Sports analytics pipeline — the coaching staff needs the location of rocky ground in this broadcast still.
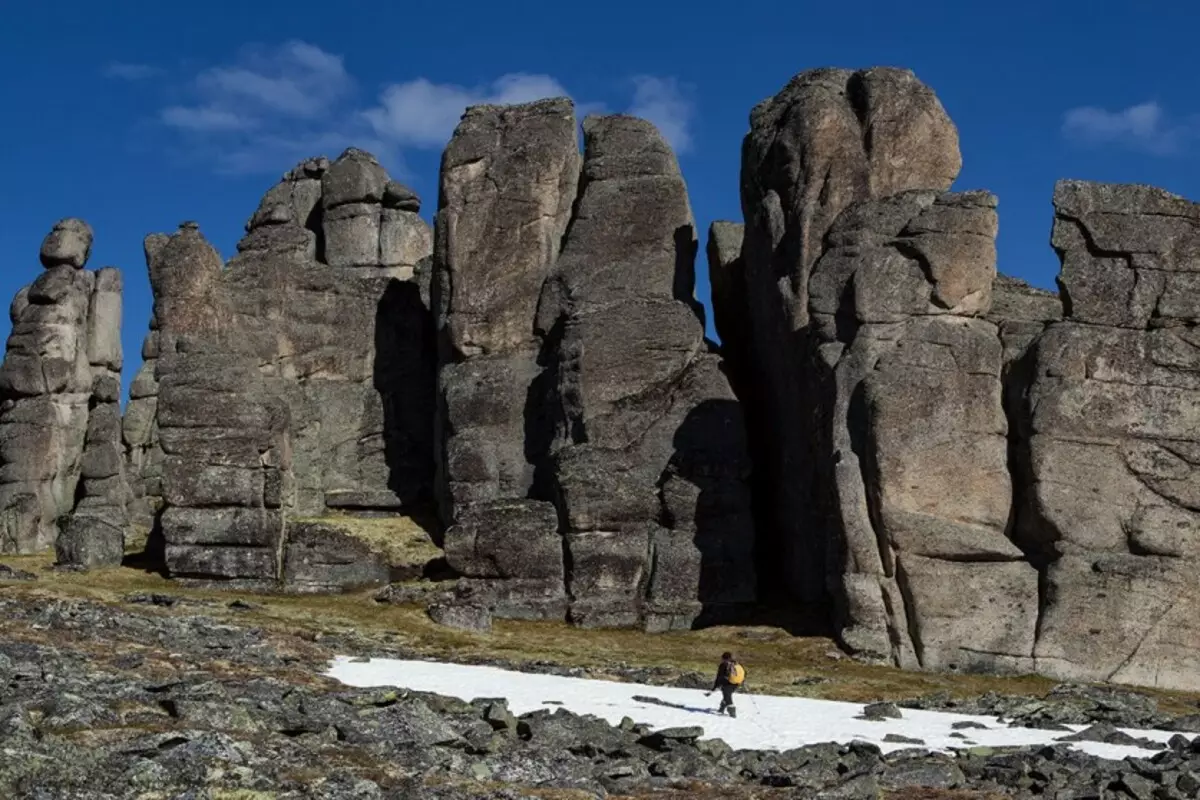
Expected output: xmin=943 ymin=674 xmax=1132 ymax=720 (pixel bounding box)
xmin=2 ymin=561 xmax=1200 ymax=799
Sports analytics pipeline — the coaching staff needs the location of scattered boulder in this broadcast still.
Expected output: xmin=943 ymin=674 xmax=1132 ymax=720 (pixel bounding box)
xmin=0 ymin=564 xmax=36 ymax=581
xmin=428 ymin=602 xmax=492 ymax=632
xmin=1058 ymin=722 xmax=1161 ymax=750
xmin=860 ymin=702 xmax=903 ymax=721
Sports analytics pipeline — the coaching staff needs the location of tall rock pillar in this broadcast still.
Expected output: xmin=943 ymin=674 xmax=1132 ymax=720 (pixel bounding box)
xmin=434 ymin=99 xmax=579 ymax=619
xmin=0 ymin=219 xmax=129 ymax=561
xmin=737 ymin=68 xmax=962 ymax=604
xmin=536 ymin=116 xmax=756 ymax=629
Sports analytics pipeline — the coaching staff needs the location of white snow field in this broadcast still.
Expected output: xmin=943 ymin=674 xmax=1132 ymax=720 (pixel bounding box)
xmin=327 ymin=656 xmax=1191 ymax=761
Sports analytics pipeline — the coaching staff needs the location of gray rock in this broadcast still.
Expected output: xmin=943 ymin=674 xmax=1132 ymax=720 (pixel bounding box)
xmin=0 ymin=222 xmax=130 ymax=559
xmin=483 ymin=702 xmax=518 ymax=731
xmin=0 ymin=563 xmax=36 ymax=580
xmin=142 ymin=150 xmax=436 ymax=585
xmin=59 ymin=270 xmax=130 ymax=567
xmin=443 ymin=499 xmax=562 ymax=582
xmin=808 ymin=191 xmax=1036 ymax=672
xmin=428 ymin=603 xmax=492 ymax=632
xmin=737 ymin=67 xmax=962 ymax=604
xmin=1021 ymin=180 xmax=1200 ymax=692
xmin=860 ymin=702 xmax=902 ymax=721
xmin=280 ymin=521 xmax=391 ymax=593
xmin=39 ymin=218 xmax=93 ymax=269
xmin=433 ymin=98 xmax=579 ymax=532
xmin=882 ymin=733 xmax=926 ymax=745
xmin=537 ymin=114 xmax=756 ymax=629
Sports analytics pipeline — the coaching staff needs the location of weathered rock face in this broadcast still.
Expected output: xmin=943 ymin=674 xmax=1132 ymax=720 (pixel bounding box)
xmin=433 ymin=99 xmax=580 ymax=618
xmin=0 ymin=220 xmax=129 ymax=562
xmin=435 ymin=102 xmax=756 ymax=628
xmin=433 ymin=99 xmax=579 ymax=523
xmin=18 ymin=68 xmax=1196 ymax=692
xmin=146 ymin=151 xmax=436 ymax=584
xmin=122 ymin=315 xmax=163 ymax=534
xmin=58 ymin=267 xmax=130 ymax=566
xmin=806 ymin=190 xmax=1038 ymax=671
xmin=737 ymin=67 xmax=962 ymax=601
xmin=1022 ymin=181 xmax=1200 ymax=691
xmin=728 ymin=66 xmax=1200 ymax=690
xmin=537 ymin=116 xmax=755 ymax=629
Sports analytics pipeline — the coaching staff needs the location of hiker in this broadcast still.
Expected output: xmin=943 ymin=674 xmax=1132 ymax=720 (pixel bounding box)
xmin=705 ymin=651 xmax=745 ymax=717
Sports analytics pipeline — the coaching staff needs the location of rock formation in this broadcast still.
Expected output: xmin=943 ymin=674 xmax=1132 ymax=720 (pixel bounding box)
xmin=806 ymin=189 xmax=1038 ymax=671
xmin=433 ymin=99 xmax=579 ymax=620
xmin=537 ymin=115 xmax=754 ymax=629
xmin=722 ymin=67 xmax=1199 ymax=690
xmin=727 ymin=67 xmax=1061 ymax=673
xmin=736 ymin=67 xmax=963 ymax=603
xmin=143 ymin=151 xmax=436 ymax=587
xmin=9 ymin=65 xmax=1200 ymax=692
xmin=436 ymin=101 xmax=756 ymax=629
xmin=1022 ymin=181 xmax=1200 ymax=689
xmin=0 ymin=219 xmax=129 ymax=563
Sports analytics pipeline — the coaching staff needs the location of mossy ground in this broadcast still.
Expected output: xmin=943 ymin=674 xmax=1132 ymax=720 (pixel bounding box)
xmin=3 ymin=536 xmax=1198 ymax=716
xmin=290 ymin=510 xmax=443 ymax=570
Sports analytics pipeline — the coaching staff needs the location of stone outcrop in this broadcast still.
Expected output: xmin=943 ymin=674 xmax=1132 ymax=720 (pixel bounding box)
xmin=806 ymin=189 xmax=1038 ymax=671
xmin=1022 ymin=181 xmax=1200 ymax=690
xmin=723 ymin=66 xmax=1200 ymax=691
xmin=737 ymin=67 xmax=963 ymax=602
xmin=11 ymin=66 xmax=1200 ymax=692
xmin=433 ymin=98 xmax=580 ymax=619
xmin=146 ymin=150 xmax=436 ymax=585
xmin=0 ymin=220 xmax=129 ymax=563
xmin=537 ymin=116 xmax=754 ymax=629
xmin=122 ymin=315 xmax=163 ymax=535
xmin=57 ymin=267 xmax=130 ymax=566
xmin=436 ymin=101 xmax=756 ymax=629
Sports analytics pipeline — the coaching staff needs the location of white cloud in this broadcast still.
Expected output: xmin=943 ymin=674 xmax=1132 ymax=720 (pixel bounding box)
xmin=150 ymin=40 xmax=696 ymax=175
xmin=156 ymin=41 xmax=366 ymax=174
xmin=1062 ymin=101 xmax=1190 ymax=155
xmin=363 ymin=73 xmax=571 ymax=147
xmin=626 ymin=76 xmax=694 ymax=154
xmin=160 ymin=106 xmax=254 ymax=132
xmin=165 ymin=40 xmax=352 ymax=131
xmin=104 ymin=62 xmax=162 ymax=81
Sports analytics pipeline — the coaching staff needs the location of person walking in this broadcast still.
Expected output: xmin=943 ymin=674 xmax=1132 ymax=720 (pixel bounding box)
xmin=706 ymin=651 xmax=745 ymax=717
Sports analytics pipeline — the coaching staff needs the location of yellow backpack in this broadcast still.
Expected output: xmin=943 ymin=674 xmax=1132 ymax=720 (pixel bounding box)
xmin=728 ymin=662 xmax=745 ymax=685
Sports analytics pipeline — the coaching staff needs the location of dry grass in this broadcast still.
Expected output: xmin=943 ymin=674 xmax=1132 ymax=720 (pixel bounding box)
xmin=3 ymin=547 xmax=1199 ymax=715
xmin=290 ymin=510 xmax=442 ymax=568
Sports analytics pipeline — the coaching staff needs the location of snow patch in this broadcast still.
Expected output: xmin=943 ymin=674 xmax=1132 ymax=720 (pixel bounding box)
xmin=326 ymin=656 xmax=1188 ymax=760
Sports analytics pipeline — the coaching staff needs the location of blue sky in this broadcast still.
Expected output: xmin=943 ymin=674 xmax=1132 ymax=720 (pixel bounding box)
xmin=3 ymin=1 xmax=1199 ymax=399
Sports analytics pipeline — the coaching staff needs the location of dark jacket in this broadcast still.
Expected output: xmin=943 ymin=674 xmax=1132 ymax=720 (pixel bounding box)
xmin=712 ymin=661 xmax=736 ymax=691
